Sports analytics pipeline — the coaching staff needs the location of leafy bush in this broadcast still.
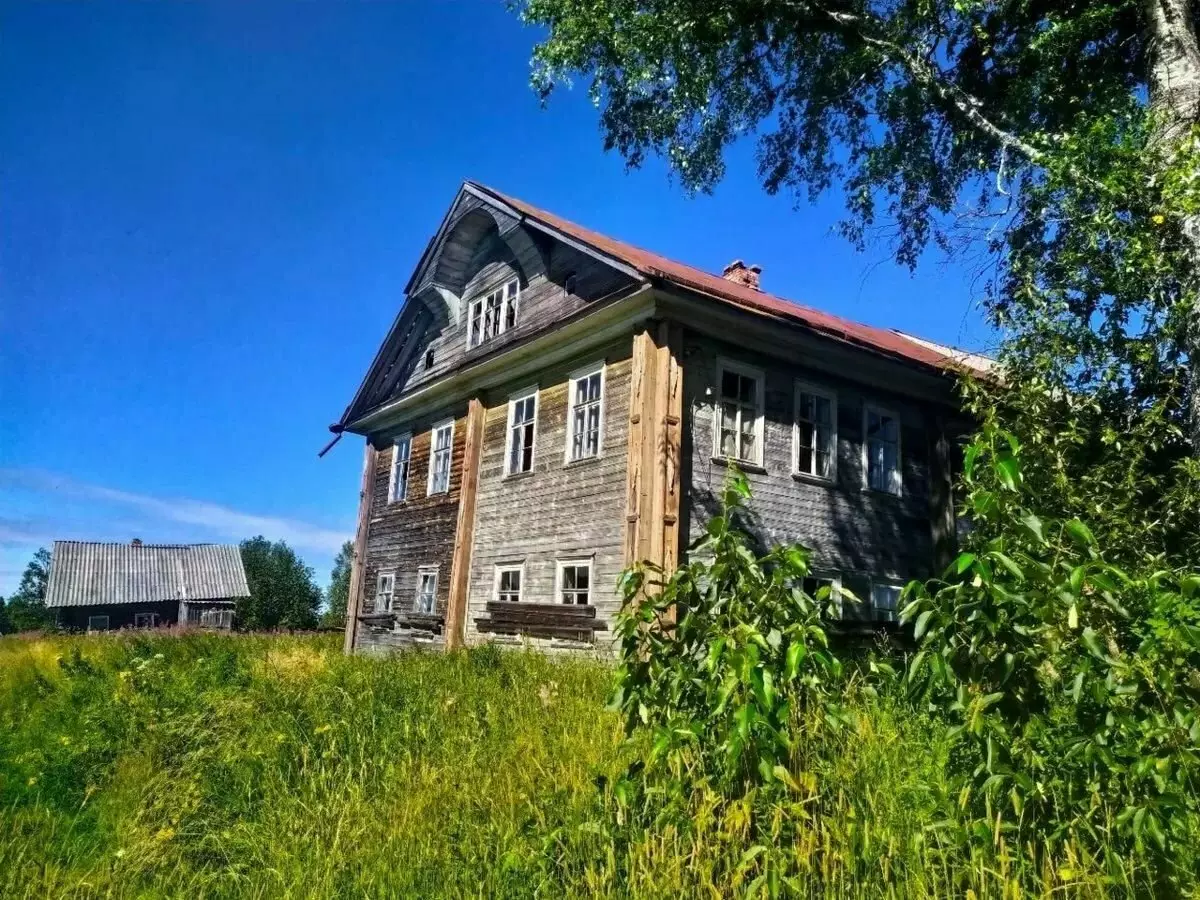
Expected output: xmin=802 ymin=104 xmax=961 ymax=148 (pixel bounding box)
xmin=903 ymin=424 xmax=1200 ymax=887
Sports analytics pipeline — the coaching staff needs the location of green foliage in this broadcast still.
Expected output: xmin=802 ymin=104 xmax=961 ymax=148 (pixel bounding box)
xmin=613 ymin=467 xmax=843 ymax=791
xmin=903 ymin=424 xmax=1200 ymax=884
xmin=320 ymin=540 xmax=353 ymax=630
xmin=0 ymin=631 xmax=1186 ymax=897
xmin=3 ymin=547 xmax=53 ymax=633
xmin=238 ymin=537 xmax=322 ymax=630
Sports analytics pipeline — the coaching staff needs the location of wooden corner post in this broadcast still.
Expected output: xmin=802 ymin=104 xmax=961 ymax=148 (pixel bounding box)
xmin=624 ymin=321 xmax=684 ymax=583
xmin=445 ymin=397 xmax=486 ymax=650
xmin=929 ymin=416 xmax=957 ymax=573
xmin=344 ymin=438 xmax=378 ymax=655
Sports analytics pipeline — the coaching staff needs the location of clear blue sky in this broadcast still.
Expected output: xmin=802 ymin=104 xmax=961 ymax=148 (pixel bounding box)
xmin=0 ymin=0 xmax=991 ymax=596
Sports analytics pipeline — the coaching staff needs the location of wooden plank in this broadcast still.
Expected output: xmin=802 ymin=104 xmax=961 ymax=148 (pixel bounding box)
xmin=929 ymin=414 xmax=957 ymax=572
xmin=658 ymin=321 xmax=684 ymax=624
xmin=444 ymin=397 xmax=486 ymax=650
xmin=343 ymin=439 xmax=378 ymax=655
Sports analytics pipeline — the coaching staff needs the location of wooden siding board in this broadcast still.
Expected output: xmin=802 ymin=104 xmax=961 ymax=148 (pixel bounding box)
xmin=352 ymin=406 xmax=467 ymax=655
xmin=464 ymin=343 xmax=633 ymax=650
xmin=681 ymin=332 xmax=937 ymax=584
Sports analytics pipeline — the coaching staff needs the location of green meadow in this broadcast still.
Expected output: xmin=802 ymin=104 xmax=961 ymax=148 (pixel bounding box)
xmin=0 ymin=632 xmax=1182 ymax=898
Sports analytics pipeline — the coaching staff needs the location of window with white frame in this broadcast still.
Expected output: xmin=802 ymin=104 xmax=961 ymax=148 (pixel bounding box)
xmin=414 ymin=567 xmax=438 ymax=614
xmin=427 ymin=420 xmax=454 ymax=494
xmin=795 ymin=383 xmax=836 ymax=479
xmin=468 ymin=278 xmax=520 ymax=348
xmin=87 ymin=615 xmax=109 ymax=632
xmin=199 ymin=608 xmax=234 ymax=629
xmin=557 ymin=559 xmax=592 ymax=605
xmin=506 ymin=388 xmax=538 ymax=475
xmin=870 ymin=582 xmax=903 ymax=623
xmin=802 ymin=574 xmax=843 ymax=618
xmin=864 ymin=405 xmax=902 ymax=495
xmin=494 ymin=564 xmax=523 ymax=602
xmin=374 ymin=572 xmax=395 ymax=613
xmin=715 ymin=360 xmax=764 ymax=465
xmin=134 ymin=612 xmax=158 ymax=629
xmin=567 ymin=365 xmax=605 ymax=461
xmin=389 ymin=434 xmax=412 ymax=502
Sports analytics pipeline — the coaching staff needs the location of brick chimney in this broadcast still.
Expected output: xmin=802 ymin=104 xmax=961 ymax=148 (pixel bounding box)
xmin=131 ymin=538 xmax=142 ymax=546
xmin=722 ymin=259 xmax=762 ymax=291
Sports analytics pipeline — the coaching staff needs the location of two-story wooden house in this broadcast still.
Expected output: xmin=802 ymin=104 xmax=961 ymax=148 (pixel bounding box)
xmin=330 ymin=182 xmax=978 ymax=655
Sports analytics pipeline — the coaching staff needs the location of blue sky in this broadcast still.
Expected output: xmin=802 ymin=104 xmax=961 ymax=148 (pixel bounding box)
xmin=0 ymin=1 xmax=991 ymax=596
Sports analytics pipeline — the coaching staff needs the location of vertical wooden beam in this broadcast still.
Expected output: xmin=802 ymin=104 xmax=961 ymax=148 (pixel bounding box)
xmin=929 ymin=416 xmax=957 ymax=573
xmin=445 ymin=397 xmax=486 ymax=650
xmin=344 ymin=438 xmax=378 ymax=655
xmin=623 ymin=322 xmax=685 ymax=585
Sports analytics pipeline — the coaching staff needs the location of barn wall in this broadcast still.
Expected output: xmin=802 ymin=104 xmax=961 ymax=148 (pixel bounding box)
xmin=681 ymin=331 xmax=942 ymax=614
xmin=353 ymin=403 xmax=468 ymax=653
xmin=55 ymin=600 xmax=181 ymax=631
xmin=464 ymin=337 xmax=633 ymax=651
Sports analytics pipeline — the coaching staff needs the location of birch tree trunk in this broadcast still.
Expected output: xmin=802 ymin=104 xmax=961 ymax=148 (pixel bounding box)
xmin=1146 ymin=0 xmax=1200 ymax=448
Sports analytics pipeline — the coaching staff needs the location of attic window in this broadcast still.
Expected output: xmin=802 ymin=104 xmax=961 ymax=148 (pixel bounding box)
xmin=424 ymin=348 xmax=435 ymax=370
xmin=468 ymin=279 xmax=519 ymax=349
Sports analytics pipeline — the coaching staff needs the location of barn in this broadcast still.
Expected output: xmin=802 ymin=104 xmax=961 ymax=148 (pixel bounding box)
xmin=44 ymin=540 xmax=249 ymax=631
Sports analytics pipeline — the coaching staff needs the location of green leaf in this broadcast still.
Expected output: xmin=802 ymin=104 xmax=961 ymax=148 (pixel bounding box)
xmin=995 ymin=455 xmax=1021 ymax=491
xmin=1064 ymin=518 xmax=1096 ymax=547
xmin=989 ymin=551 xmax=1025 ymax=581
xmin=1019 ymin=512 xmax=1045 ymax=544
xmin=914 ymin=609 xmax=935 ymax=640
xmin=1081 ymin=627 xmax=1106 ymax=661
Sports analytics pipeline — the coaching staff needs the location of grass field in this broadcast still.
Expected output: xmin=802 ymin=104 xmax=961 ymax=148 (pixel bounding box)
xmin=0 ymin=632 xmax=1184 ymax=898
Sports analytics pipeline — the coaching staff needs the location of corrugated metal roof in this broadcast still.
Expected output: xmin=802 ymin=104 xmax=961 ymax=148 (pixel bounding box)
xmin=44 ymin=541 xmax=250 ymax=608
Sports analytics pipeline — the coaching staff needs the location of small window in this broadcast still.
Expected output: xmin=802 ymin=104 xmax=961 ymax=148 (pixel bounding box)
xmin=133 ymin=612 xmax=158 ymax=629
xmin=415 ymin=567 xmax=438 ymax=614
xmin=375 ymin=572 xmax=395 ymax=613
xmin=389 ymin=434 xmax=412 ymax=502
xmin=424 ymin=348 xmax=435 ymax=370
xmin=506 ymin=388 xmax=538 ymax=476
xmin=795 ymin=383 xmax=836 ymax=480
xmin=494 ymin=564 xmax=523 ymax=603
xmin=802 ymin=574 xmax=843 ymax=618
xmin=864 ymin=405 xmax=902 ymax=495
xmin=557 ymin=559 xmax=592 ymax=606
xmin=87 ymin=615 xmax=110 ymax=632
xmin=198 ymin=608 xmax=234 ymax=629
xmin=427 ymin=420 xmax=454 ymax=495
xmin=715 ymin=359 xmax=764 ymax=465
xmin=870 ymin=582 xmax=903 ymax=623
xmin=567 ymin=365 xmax=605 ymax=462
xmin=468 ymin=278 xmax=520 ymax=348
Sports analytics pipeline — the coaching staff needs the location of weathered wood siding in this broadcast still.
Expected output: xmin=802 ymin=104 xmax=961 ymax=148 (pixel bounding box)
xmin=56 ymin=600 xmax=182 ymax=631
xmin=464 ymin=339 xmax=633 ymax=651
xmin=353 ymin=405 xmax=467 ymax=654
xmin=681 ymin=332 xmax=939 ymax=610
xmin=392 ymin=232 xmax=636 ymax=401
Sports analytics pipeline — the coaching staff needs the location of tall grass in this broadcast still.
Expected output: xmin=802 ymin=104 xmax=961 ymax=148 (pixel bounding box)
xmin=0 ymin=634 xmax=1185 ymax=897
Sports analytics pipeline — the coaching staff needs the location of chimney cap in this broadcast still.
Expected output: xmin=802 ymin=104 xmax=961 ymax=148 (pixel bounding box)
xmin=721 ymin=259 xmax=763 ymax=290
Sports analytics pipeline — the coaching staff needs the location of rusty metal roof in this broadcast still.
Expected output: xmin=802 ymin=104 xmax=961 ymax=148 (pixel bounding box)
xmin=44 ymin=541 xmax=250 ymax=608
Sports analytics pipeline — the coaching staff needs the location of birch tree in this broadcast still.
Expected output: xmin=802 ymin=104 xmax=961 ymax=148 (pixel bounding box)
xmin=519 ymin=0 xmax=1200 ymax=560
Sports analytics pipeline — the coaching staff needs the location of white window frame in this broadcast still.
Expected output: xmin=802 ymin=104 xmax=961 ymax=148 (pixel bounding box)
xmin=375 ymin=571 xmax=395 ymax=613
xmin=869 ymin=580 xmax=904 ymax=623
xmin=87 ymin=615 xmax=109 ymax=632
xmin=713 ymin=358 xmax=766 ymax=466
xmin=564 ymin=362 xmax=606 ymax=463
xmin=389 ymin=433 xmax=412 ymax=503
xmin=862 ymin=404 xmax=903 ymax=496
xmin=493 ymin=563 xmax=525 ymax=603
xmin=133 ymin=612 xmax=158 ymax=629
xmin=556 ymin=557 xmax=594 ymax=606
xmin=468 ymin=278 xmax=520 ymax=349
xmin=793 ymin=381 xmax=837 ymax=481
xmin=199 ymin=608 xmax=234 ymax=629
xmin=802 ymin=573 xmax=843 ymax=618
xmin=427 ymin=419 xmax=455 ymax=495
xmin=504 ymin=386 xmax=539 ymax=477
xmin=414 ymin=566 xmax=439 ymax=615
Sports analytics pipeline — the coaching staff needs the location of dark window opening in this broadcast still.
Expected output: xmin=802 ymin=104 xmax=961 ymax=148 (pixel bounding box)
xmin=424 ymin=348 xmax=435 ymax=370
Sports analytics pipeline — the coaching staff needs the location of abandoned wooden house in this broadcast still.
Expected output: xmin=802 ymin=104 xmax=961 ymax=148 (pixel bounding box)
xmin=331 ymin=181 xmax=981 ymax=655
xmin=44 ymin=540 xmax=249 ymax=631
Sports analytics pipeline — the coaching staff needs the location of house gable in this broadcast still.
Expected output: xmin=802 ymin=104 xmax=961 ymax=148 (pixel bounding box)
xmin=339 ymin=183 xmax=643 ymax=430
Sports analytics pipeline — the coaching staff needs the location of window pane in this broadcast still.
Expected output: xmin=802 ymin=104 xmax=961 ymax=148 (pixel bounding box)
xmin=721 ymin=370 xmax=739 ymax=400
xmin=738 ymin=374 xmax=755 ymax=404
